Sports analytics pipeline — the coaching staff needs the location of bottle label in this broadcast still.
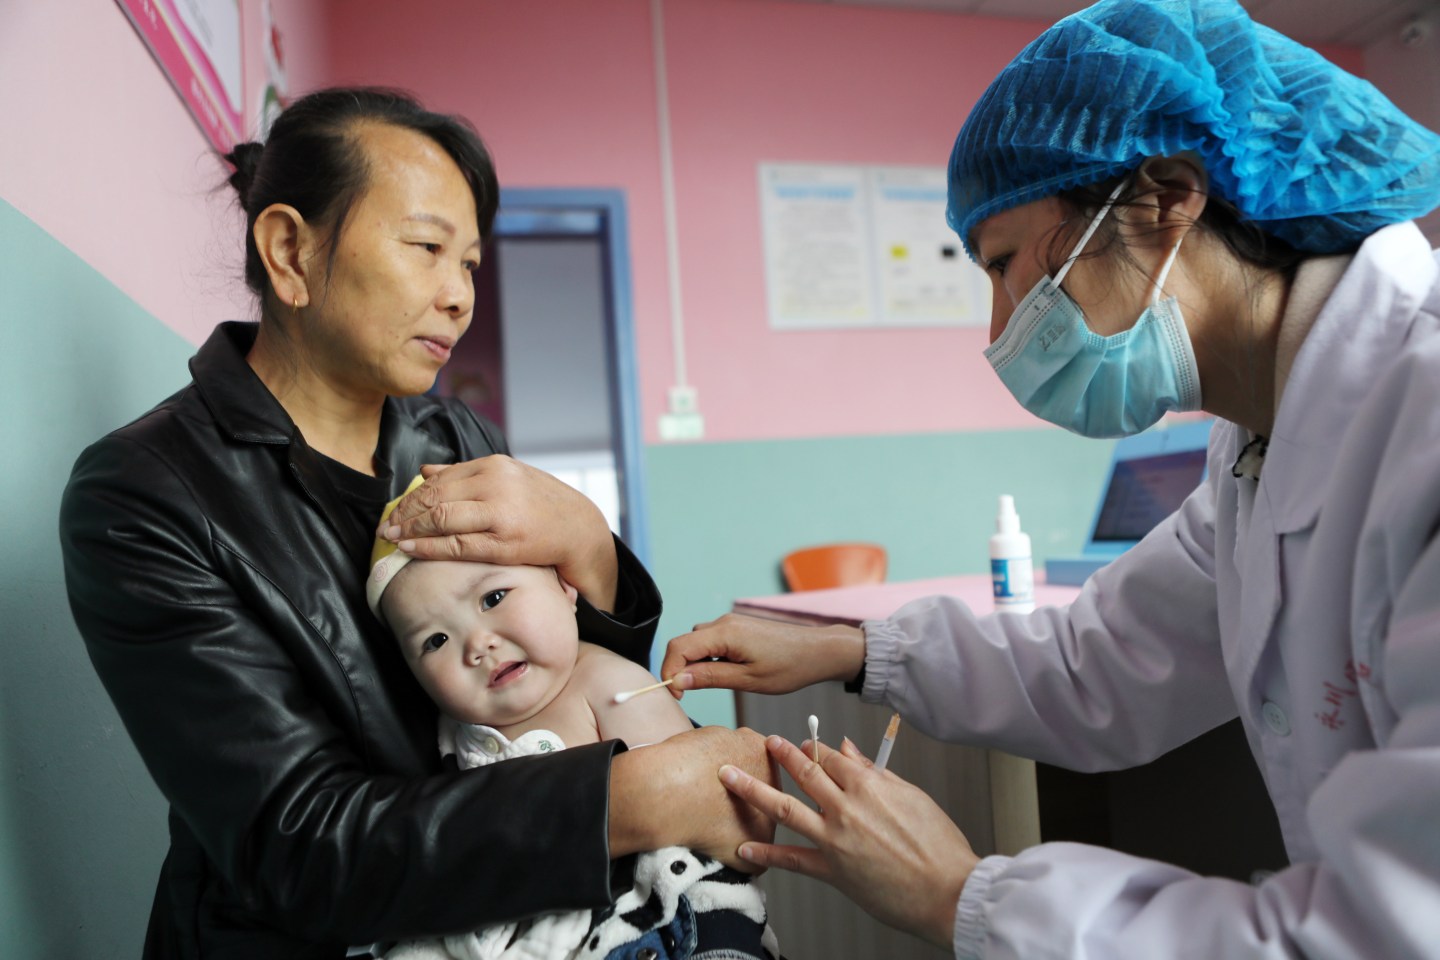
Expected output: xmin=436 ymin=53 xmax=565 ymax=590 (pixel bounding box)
xmin=992 ymin=556 xmax=1034 ymax=604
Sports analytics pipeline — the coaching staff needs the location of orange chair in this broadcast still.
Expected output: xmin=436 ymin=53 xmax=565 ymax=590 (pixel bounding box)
xmin=781 ymin=543 xmax=888 ymax=592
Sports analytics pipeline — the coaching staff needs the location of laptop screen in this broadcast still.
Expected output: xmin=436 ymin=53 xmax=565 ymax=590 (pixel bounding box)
xmin=1091 ymin=448 xmax=1209 ymax=543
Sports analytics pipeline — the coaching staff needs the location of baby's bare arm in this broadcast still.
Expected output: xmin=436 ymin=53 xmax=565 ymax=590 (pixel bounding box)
xmin=577 ymin=643 xmax=694 ymax=748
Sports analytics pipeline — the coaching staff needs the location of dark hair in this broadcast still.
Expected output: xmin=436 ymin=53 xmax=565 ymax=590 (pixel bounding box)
xmin=1053 ymin=171 xmax=1307 ymax=414
xmin=222 ymin=87 xmax=499 ymax=307
xmin=1054 ymin=174 xmax=1309 ymax=281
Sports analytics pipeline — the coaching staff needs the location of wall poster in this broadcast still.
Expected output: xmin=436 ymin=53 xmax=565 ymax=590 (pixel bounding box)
xmin=256 ymin=0 xmax=289 ymax=140
xmin=117 ymin=0 xmax=244 ymax=152
xmin=759 ymin=162 xmax=988 ymax=330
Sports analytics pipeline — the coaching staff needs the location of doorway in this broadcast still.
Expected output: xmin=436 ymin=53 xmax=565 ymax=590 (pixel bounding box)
xmin=437 ymin=189 xmax=649 ymax=564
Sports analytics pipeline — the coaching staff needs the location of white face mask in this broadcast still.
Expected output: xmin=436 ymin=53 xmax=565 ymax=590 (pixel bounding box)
xmin=982 ymin=179 xmax=1202 ymax=439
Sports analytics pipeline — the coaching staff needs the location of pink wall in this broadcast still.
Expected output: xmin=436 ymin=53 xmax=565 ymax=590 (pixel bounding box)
xmin=4 ymin=1 xmax=1367 ymax=441
xmin=0 ymin=1 xmax=332 ymax=344
xmin=323 ymin=0 xmax=681 ymax=438
xmin=325 ymin=0 xmax=1364 ymax=445
xmin=662 ymin=1 xmax=1039 ymax=440
xmin=325 ymin=0 xmax=1047 ymax=443
xmin=1364 ymin=8 xmax=1440 ymax=244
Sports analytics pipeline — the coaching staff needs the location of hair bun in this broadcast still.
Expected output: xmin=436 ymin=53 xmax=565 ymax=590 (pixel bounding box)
xmin=224 ymin=141 xmax=266 ymax=207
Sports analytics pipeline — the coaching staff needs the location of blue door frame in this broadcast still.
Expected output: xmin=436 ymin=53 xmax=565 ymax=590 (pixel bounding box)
xmin=494 ymin=188 xmax=650 ymax=567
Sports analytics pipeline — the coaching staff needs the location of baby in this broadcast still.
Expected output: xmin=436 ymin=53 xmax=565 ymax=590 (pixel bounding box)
xmin=368 ymin=478 xmax=776 ymax=960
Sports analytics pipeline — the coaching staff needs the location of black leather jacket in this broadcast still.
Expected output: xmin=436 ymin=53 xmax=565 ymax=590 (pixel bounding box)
xmin=59 ymin=322 xmax=662 ymax=959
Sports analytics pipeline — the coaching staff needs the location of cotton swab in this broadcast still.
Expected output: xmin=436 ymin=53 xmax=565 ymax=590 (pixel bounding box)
xmin=808 ymin=714 xmax=820 ymax=763
xmin=873 ymin=713 xmax=901 ymax=772
xmin=613 ymin=678 xmax=675 ymax=704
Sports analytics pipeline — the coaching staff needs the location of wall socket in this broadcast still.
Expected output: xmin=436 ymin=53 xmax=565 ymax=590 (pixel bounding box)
xmin=667 ymin=385 xmax=698 ymax=414
xmin=659 ymin=385 xmax=705 ymax=441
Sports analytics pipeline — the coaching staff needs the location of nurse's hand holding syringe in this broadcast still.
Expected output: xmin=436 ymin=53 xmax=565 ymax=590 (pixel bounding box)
xmin=664 ymin=615 xmax=973 ymax=947
xmin=720 ymin=732 xmax=977 ymax=949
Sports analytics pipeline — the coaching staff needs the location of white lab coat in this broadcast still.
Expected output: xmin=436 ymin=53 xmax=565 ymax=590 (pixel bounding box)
xmin=862 ymin=222 xmax=1440 ymax=960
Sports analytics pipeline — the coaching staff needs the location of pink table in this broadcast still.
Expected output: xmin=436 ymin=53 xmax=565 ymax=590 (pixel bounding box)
xmin=733 ymin=573 xmax=1081 ymax=627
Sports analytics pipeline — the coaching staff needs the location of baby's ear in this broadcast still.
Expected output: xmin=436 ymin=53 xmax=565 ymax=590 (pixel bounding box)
xmin=556 ymin=571 xmax=579 ymax=608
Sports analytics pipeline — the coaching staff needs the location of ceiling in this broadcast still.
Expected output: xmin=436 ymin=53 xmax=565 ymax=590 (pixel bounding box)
xmin=785 ymin=0 xmax=1440 ymax=46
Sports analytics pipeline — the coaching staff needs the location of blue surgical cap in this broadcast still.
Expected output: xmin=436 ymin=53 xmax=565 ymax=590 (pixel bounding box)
xmin=947 ymin=0 xmax=1440 ymax=258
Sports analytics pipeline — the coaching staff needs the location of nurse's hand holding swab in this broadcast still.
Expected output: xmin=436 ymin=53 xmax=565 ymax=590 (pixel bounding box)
xmin=613 ymin=678 xmax=675 ymax=704
xmin=661 ymin=615 xmax=866 ymax=699
xmin=718 ymin=735 xmax=978 ymax=948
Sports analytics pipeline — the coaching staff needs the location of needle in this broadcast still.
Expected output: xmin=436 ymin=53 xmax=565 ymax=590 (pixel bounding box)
xmin=873 ymin=713 xmax=901 ymax=772
xmin=613 ymin=678 xmax=675 ymax=704
xmin=808 ymin=714 xmax=820 ymax=763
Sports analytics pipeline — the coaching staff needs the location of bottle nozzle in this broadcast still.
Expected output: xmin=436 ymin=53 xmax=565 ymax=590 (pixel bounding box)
xmin=996 ymin=494 xmax=1020 ymax=534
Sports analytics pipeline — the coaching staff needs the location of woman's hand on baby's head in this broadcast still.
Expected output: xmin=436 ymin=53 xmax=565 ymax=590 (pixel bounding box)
xmin=381 ymin=458 xmax=619 ymax=611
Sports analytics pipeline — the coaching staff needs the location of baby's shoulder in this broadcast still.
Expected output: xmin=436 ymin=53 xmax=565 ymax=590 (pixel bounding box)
xmin=574 ymin=644 xmax=673 ymax=719
xmin=575 ymin=643 xmax=692 ymax=747
xmin=574 ymin=642 xmax=656 ymax=688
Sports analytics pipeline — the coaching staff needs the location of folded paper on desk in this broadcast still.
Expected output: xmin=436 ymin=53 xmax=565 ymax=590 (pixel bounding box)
xmin=1045 ymin=419 xmax=1213 ymax=586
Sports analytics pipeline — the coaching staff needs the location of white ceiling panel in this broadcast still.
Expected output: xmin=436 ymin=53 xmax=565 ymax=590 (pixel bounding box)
xmin=968 ymin=0 xmax=1091 ymax=18
xmin=845 ymin=0 xmax=986 ymax=8
xmin=798 ymin=0 xmax=1440 ymax=46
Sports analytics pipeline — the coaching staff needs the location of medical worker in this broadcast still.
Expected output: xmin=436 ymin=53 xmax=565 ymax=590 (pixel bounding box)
xmin=663 ymin=0 xmax=1440 ymax=957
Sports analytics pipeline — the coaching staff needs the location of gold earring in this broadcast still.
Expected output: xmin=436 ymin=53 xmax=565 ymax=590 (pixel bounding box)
xmin=293 ymin=295 xmax=300 ymax=310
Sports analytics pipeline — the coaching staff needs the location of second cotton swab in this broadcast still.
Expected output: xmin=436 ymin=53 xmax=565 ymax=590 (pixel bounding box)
xmin=613 ymin=678 xmax=675 ymax=704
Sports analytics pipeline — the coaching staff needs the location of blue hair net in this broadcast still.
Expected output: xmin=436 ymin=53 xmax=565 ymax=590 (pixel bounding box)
xmin=947 ymin=0 xmax=1440 ymax=257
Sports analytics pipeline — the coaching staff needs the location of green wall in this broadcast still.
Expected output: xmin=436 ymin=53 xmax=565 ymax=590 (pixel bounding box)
xmin=644 ymin=428 xmax=1112 ymax=727
xmin=0 ymin=199 xmax=195 ymax=958
xmin=0 ymin=195 xmax=1116 ymax=954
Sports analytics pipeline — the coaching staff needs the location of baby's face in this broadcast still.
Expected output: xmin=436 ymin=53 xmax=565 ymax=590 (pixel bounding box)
xmin=383 ymin=560 xmax=580 ymax=727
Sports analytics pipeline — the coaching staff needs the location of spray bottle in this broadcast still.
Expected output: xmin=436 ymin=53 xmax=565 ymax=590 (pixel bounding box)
xmin=990 ymin=494 xmax=1034 ymax=614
